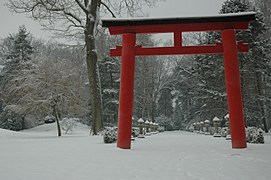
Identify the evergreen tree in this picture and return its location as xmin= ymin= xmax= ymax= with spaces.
xmin=3 ymin=26 xmax=33 ymax=73
xmin=1 ymin=26 xmax=33 ymax=88
xmin=190 ymin=0 xmax=270 ymax=131
xmin=221 ymin=0 xmax=269 ymax=131
xmin=254 ymin=0 xmax=271 ymax=132
xmin=99 ymin=56 xmax=120 ymax=126
xmin=0 ymin=26 xmax=33 ymax=130
xmin=157 ymin=88 xmax=173 ymax=118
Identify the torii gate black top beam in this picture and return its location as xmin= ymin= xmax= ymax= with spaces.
xmin=103 ymin=12 xmax=255 ymax=56
xmin=102 ymin=12 xmax=255 ymax=30
xmin=102 ymin=12 xmax=256 ymax=150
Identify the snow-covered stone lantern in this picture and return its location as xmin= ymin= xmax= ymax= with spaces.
xmin=154 ymin=123 xmax=159 ymax=133
xmin=192 ymin=123 xmax=197 ymax=132
xmin=224 ymin=113 xmax=231 ymax=140
xmin=137 ymin=118 xmax=145 ymax=138
xmin=196 ymin=122 xmax=201 ymax=133
xmin=149 ymin=122 xmax=153 ymax=133
xmin=145 ymin=120 xmax=150 ymax=134
xmin=150 ymin=122 xmax=156 ymax=133
xmin=200 ymin=121 xmax=205 ymax=133
xmin=213 ymin=117 xmax=221 ymax=137
xmin=204 ymin=120 xmax=210 ymax=135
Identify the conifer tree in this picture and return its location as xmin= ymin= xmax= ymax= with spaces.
xmin=0 ymin=26 xmax=34 ymax=130
xmin=3 ymin=26 xmax=33 ymax=72
xmin=191 ymin=0 xmax=270 ymax=131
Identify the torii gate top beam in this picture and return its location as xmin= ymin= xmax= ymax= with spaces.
xmin=102 ymin=12 xmax=256 ymax=56
xmin=102 ymin=12 xmax=256 ymax=35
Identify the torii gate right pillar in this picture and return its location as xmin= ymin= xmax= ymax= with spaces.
xmin=222 ymin=29 xmax=247 ymax=148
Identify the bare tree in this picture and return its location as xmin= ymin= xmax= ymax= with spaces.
xmin=3 ymin=54 xmax=88 ymax=136
xmin=7 ymin=0 xmax=157 ymax=135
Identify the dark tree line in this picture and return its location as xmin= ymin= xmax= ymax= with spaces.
xmin=169 ymin=0 xmax=271 ymax=132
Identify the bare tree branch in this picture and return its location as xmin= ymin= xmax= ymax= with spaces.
xmin=101 ymin=1 xmax=116 ymax=18
xmin=74 ymin=0 xmax=89 ymax=14
xmin=63 ymin=10 xmax=83 ymax=27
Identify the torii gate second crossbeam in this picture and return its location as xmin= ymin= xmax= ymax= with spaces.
xmin=102 ymin=12 xmax=256 ymax=149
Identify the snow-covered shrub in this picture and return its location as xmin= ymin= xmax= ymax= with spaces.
xmin=246 ymin=127 xmax=264 ymax=144
xmin=132 ymin=127 xmax=139 ymax=137
xmin=155 ymin=115 xmax=173 ymax=131
xmin=0 ymin=109 xmax=22 ymax=131
xmin=103 ymin=127 xmax=117 ymax=143
xmin=157 ymin=126 xmax=165 ymax=132
xmin=61 ymin=118 xmax=79 ymax=134
xmin=44 ymin=115 xmax=56 ymax=124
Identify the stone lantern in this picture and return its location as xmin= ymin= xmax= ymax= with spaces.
xmin=155 ymin=123 xmax=159 ymax=133
xmin=224 ymin=114 xmax=231 ymax=140
xmin=200 ymin=121 xmax=205 ymax=134
xmin=192 ymin=123 xmax=197 ymax=132
xmin=145 ymin=120 xmax=150 ymax=135
xmin=149 ymin=122 xmax=154 ymax=133
xmin=204 ymin=120 xmax=210 ymax=135
xmin=213 ymin=117 xmax=221 ymax=137
xmin=196 ymin=122 xmax=201 ymax=133
xmin=152 ymin=123 xmax=157 ymax=133
xmin=137 ymin=118 xmax=145 ymax=138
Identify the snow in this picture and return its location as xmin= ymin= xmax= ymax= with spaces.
xmin=1 ymin=125 xmax=271 ymax=180
xmin=138 ymin=118 xmax=144 ymax=123
xmin=102 ymin=12 xmax=256 ymax=22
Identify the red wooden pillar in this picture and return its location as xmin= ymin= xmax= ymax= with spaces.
xmin=117 ymin=33 xmax=136 ymax=149
xmin=222 ymin=29 xmax=247 ymax=148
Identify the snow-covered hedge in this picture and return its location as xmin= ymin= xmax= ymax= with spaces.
xmin=246 ymin=127 xmax=264 ymax=144
xmin=103 ymin=127 xmax=117 ymax=144
xmin=0 ymin=109 xmax=22 ymax=131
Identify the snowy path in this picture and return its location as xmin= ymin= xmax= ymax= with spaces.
xmin=0 ymin=130 xmax=270 ymax=180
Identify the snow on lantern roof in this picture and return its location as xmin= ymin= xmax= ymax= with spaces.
xmin=145 ymin=120 xmax=150 ymax=124
xmin=204 ymin=120 xmax=210 ymax=123
xmin=138 ymin=118 xmax=144 ymax=123
xmin=213 ymin=117 xmax=220 ymax=121
xmin=102 ymin=12 xmax=256 ymax=27
xmin=224 ymin=114 xmax=229 ymax=119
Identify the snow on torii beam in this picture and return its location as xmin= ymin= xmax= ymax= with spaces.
xmin=102 ymin=12 xmax=256 ymax=149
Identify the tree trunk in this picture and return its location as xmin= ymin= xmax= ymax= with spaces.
xmin=52 ymin=105 xmax=61 ymax=137
xmin=85 ymin=0 xmax=103 ymax=135
xmin=21 ymin=115 xmax=25 ymax=130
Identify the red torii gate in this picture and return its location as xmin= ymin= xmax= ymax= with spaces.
xmin=102 ymin=12 xmax=256 ymax=149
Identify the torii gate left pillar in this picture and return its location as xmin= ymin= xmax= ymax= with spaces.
xmin=117 ymin=33 xmax=136 ymax=148
xmin=102 ymin=12 xmax=256 ymax=149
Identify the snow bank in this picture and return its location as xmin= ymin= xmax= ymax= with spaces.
xmin=22 ymin=122 xmax=90 ymax=136
xmin=0 ymin=128 xmax=20 ymax=137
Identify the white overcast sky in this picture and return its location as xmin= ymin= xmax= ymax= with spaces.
xmin=0 ymin=0 xmax=225 ymax=41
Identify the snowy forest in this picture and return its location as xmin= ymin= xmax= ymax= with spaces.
xmin=0 ymin=0 xmax=270 ymax=135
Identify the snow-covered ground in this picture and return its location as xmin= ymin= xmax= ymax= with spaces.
xmin=1 ymin=124 xmax=270 ymax=180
